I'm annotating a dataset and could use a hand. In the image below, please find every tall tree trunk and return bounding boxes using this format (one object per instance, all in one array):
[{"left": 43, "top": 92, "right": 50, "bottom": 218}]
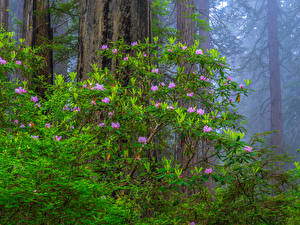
[
  {"left": 176, "top": 0, "right": 196, "bottom": 46},
  {"left": 77, "top": 0, "right": 152, "bottom": 81},
  {"left": 22, "top": 0, "right": 53, "bottom": 97},
  {"left": 198, "top": 0, "right": 210, "bottom": 51},
  {"left": 267, "top": 0, "right": 284, "bottom": 154},
  {"left": 53, "top": 0, "right": 68, "bottom": 76},
  {"left": 176, "top": 0, "right": 198, "bottom": 188},
  {"left": 0, "top": 0, "right": 9, "bottom": 30}
]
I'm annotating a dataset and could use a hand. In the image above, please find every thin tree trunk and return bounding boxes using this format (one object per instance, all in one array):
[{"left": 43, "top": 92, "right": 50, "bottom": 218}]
[
  {"left": 77, "top": 0, "right": 151, "bottom": 81},
  {"left": 0, "top": 0, "right": 9, "bottom": 30},
  {"left": 22, "top": 0, "right": 53, "bottom": 97},
  {"left": 267, "top": 0, "right": 284, "bottom": 154},
  {"left": 53, "top": 0, "right": 68, "bottom": 76},
  {"left": 176, "top": 0, "right": 195, "bottom": 46},
  {"left": 198, "top": 0, "right": 210, "bottom": 51},
  {"left": 176, "top": 0, "right": 198, "bottom": 190}
]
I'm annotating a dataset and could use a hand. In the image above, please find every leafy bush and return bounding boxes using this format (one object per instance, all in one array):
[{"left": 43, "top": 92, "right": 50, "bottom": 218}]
[{"left": 0, "top": 31, "right": 298, "bottom": 224}]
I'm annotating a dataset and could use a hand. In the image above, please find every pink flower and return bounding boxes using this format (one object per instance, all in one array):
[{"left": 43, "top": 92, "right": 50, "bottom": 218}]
[
  {"left": 167, "top": 105, "right": 174, "bottom": 110},
  {"left": 200, "top": 76, "right": 205, "bottom": 80},
  {"left": 0, "top": 59, "right": 7, "bottom": 64},
  {"left": 227, "top": 76, "right": 232, "bottom": 81},
  {"left": 244, "top": 146, "right": 252, "bottom": 152},
  {"left": 94, "top": 83, "right": 105, "bottom": 91},
  {"left": 54, "top": 136, "right": 62, "bottom": 141},
  {"left": 123, "top": 57, "right": 129, "bottom": 61},
  {"left": 187, "top": 107, "right": 196, "bottom": 113},
  {"left": 16, "top": 60, "right": 22, "bottom": 65},
  {"left": 28, "top": 122, "right": 33, "bottom": 127},
  {"left": 143, "top": 54, "right": 147, "bottom": 57},
  {"left": 182, "top": 46, "right": 187, "bottom": 50},
  {"left": 151, "top": 68, "right": 159, "bottom": 74},
  {"left": 112, "top": 49, "right": 117, "bottom": 54},
  {"left": 131, "top": 41, "right": 138, "bottom": 46},
  {"left": 15, "top": 87, "right": 27, "bottom": 95},
  {"left": 20, "top": 123, "right": 25, "bottom": 128},
  {"left": 151, "top": 85, "right": 158, "bottom": 92},
  {"left": 195, "top": 49, "right": 203, "bottom": 55},
  {"left": 203, "top": 125, "right": 212, "bottom": 133},
  {"left": 239, "top": 84, "right": 244, "bottom": 88},
  {"left": 31, "top": 96, "right": 39, "bottom": 103},
  {"left": 45, "top": 123, "right": 51, "bottom": 128},
  {"left": 138, "top": 136, "right": 147, "bottom": 144},
  {"left": 102, "top": 97, "right": 110, "bottom": 103},
  {"left": 14, "top": 120, "right": 19, "bottom": 124},
  {"left": 168, "top": 82, "right": 176, "bottom": 88},
  {"left": 72, "top": 107, "right": 80, "bottom": 112},
  {"left": 111, "top": 122, "right": 120, "bottom": 129},
  {"left": 197, "top": 109, "right": 205, "bottom": 115},
  {"left": 91, "top": 100, "right": 96, "bottom": 106},
  {"left": 224, "top": 83, "right": 229, "bottom": 86},
  {"left": 204, "top": 168, "right": 213, "bottom": 174},
  {"left": 160, "top": 82, "right": 165, "bottom": 87},
  {"left": 33, "top": 189, "right": 37, "bottom": 193},
  {"left": 83, "top": 84, "right": 87, "bottom": 88},
  {"left": 31, "top": 135, "right": 39, "bottom": 139},
  {"left": 102, "top": 45, "right": 108, "bottom": 50},
  {"left": 190, "top": 222, "right": 196, "bottom": 225},
  {"left": 229, "top": 98, "right": 232, "bottom": 102},
  {"left": 99, "top": 122, "right": 105, "bottom": 127},
  {"left": 168, "top": 49, "right": 173, "bottom": 52},
  {"left": 155, "top": 102, "right": 161, "bottom": 108},
  {"left": 187, "top": 92, "right": 194, "bottom": 97},
  {"left": 108, "top": 111, "right": 114, "bottom": 116}
]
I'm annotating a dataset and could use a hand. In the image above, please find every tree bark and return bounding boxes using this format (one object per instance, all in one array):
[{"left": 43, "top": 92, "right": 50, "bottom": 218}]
[
  {"left": 0, "top": 0, "right": 9, "bottom": 30},
  {"left": 176, "top": 0, "right": 198, "bottom": 190},
  {"left": 198, "top": 0, "right": 210, "bottom": 51},
  {"left": 176, "top": 0, "right": 196, "bottom": 46},
  {"left": 22, "top": 0, "right": 53, "bottom": 97},
  {"left": 77, "top": 0, "right": 151, "bottom": 81},
  {"left": 267, "top": 0, "right": 284, "bottom": 154}
]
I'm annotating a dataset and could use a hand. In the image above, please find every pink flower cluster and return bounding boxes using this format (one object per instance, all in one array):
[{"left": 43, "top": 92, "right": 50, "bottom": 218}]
[
  {"left": 203, "top": 125, "right": 212, "bottom": 133},
  {"left": 195, "top": 49, "right": 203, "bottom": 55},
  {"left": 111, "top": 122, "right": 120, "bottom": 129},
  {"left": 204, "top": 168, "right": 213, "bottom": 174},
  {"left": 138, "top": 136, "right": 147, "bottom": 144},
  {"left": 244, "top": 146, "right": 252, "bottom": 152},
  {"left": 54, "top": 136, "right": 62, "bottom": 141},
  {"left": 0, "top": 57, "right": 7, "bottom": 64},
  {"left": 31, "top": 96, "right": 39, "bottom": 103},
  {"left": 151, "top": 68, "right": 159, "bottom": 74},
  {"left": 200, "top": 76, "right": 210, "bottom": 82},
  {"left": 15, "top": 87, "right": 27, "bottom": 95}
]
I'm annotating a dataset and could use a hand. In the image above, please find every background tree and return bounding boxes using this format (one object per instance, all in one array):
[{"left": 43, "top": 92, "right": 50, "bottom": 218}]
[
  {"left": 77, "top": 0, "right": 152, "bottom": 80},
  {"left": 0, "top": 0, "right": 9, "bottom": 30},
  {"left": 22, "top": 0, "right": 53, "bottom": 97},
  {"left": 267, "top": 0, "right": 283, "bottom": 154}
]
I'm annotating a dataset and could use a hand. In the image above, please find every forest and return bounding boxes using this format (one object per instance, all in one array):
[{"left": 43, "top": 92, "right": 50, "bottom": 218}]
[{"left": 0, "top": 0, "right": 299, "bottom": 224}]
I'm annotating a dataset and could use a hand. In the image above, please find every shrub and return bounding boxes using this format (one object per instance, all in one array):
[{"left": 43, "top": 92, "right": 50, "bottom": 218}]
[{"left": 0, "top": 31, "right": 298, "bottom": 224}]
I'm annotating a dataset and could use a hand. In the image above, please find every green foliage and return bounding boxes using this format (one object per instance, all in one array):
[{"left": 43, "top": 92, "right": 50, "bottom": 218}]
[{"left": 0, "top": 31, "right": 298, "bottom": 224}]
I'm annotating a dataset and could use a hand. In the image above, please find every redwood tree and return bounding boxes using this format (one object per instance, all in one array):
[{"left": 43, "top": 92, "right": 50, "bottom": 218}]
[
  {"left": 267, "top": 0, "right": 284, "bottom": 154},
  {"left": 0, "top": 0, "right": 9, "bottom": 30},
  {"left": 198, "top": 0, "right": 210, "bottom": 51},
  {"left": 22, "top": 0, "right": 53, "bottom": 96},
  {"left": 77, "top": 0, "right": 152, "bottom": 80}
]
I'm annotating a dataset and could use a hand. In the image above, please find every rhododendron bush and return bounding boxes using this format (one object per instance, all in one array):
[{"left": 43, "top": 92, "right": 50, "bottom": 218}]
[{"left": 0, "top": 32, "right": 298, "bottom": 224}]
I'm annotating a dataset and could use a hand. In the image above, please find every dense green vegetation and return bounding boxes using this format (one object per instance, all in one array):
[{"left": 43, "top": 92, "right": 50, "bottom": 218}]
[{"left": 0, "top": 31, "right": 299, "bottom": 224}]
